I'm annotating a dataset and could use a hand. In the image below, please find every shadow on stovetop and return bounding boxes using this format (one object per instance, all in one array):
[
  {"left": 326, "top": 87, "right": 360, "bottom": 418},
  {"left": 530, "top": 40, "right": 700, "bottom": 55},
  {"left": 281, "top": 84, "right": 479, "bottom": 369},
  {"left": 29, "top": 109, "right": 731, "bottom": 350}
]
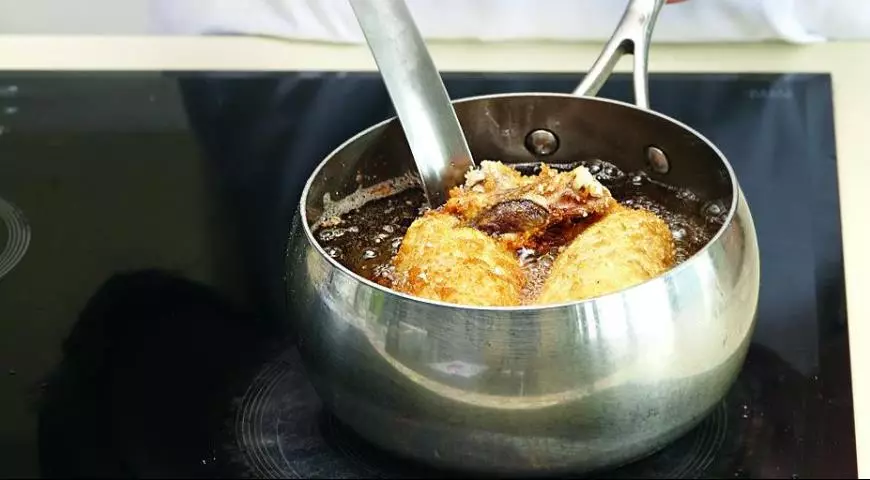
[
  {"left": 36, "top": 269, "right": 281, "bottom": 478},
  {"left": 35, "top": 269, "right": 855, "bottom": 479}
]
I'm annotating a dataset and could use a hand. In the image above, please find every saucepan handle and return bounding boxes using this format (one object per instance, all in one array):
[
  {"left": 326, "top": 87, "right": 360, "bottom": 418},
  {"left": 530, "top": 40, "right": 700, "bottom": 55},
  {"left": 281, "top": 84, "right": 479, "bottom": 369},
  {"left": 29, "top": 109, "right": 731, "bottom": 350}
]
[{"left": 572, "top": 0, "right": 666, "bottom": 110}]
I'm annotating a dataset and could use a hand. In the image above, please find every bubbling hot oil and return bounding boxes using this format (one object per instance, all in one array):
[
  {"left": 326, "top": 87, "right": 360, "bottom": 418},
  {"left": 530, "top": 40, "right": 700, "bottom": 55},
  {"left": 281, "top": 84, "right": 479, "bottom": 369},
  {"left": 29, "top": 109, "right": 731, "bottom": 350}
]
[
  {"left": 314, "top": 187, "right": 426, "bottom": 286},
  {"left": 313, "top": 159, "right": 728, "bottom": 299}
]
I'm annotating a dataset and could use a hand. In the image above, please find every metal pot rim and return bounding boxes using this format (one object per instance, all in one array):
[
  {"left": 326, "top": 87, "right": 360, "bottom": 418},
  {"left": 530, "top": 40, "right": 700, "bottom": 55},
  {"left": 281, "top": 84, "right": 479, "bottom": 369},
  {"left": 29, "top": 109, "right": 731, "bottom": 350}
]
[{"left": 296, "top": 92, "right": 741, "bottom": 312}]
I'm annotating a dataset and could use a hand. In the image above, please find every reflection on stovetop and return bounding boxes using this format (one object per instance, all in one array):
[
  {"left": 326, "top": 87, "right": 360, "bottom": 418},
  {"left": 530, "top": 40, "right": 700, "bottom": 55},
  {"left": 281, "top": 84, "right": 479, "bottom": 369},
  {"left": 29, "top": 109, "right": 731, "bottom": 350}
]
[{"left": 36, "top": 269, "right": 855, "bottom": 479}]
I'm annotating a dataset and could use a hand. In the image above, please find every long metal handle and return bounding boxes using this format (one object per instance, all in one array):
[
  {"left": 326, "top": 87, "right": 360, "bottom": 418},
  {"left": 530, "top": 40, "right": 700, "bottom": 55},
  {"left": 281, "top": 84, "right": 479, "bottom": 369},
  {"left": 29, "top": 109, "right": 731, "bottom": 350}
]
[
  {"left": 572, "top": 0, "right": 665, "bottom": 110},
  {"left": 349, "top": 0, "right": 475, "bottom": 208}
]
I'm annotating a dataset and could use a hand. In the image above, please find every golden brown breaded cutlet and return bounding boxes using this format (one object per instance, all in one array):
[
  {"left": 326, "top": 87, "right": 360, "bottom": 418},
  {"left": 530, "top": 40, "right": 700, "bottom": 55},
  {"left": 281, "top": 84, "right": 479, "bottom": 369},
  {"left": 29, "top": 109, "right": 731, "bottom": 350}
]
[
  {"left": 536, "top": 205, "right": 676, "bottom": 305},
  {"left": 392, "top": 212, "right": 525, "bottom": 307}
]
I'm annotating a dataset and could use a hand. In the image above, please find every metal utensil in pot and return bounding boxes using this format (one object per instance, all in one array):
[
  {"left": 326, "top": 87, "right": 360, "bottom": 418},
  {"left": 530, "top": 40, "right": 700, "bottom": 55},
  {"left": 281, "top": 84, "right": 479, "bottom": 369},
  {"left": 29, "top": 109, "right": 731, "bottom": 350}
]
[
  {"left": 348, "top": 0, "right": 475, "bottom": 208},
  {"left": 286, "top": 0, "right": 760, "bottom": 475}
]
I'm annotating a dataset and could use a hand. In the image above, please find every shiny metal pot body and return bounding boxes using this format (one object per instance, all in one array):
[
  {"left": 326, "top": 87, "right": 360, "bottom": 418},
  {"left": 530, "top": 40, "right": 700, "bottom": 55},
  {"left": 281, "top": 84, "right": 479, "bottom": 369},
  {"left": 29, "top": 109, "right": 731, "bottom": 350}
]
[{"left": 286, "top": 91, "right": 760, "bottom": 475}]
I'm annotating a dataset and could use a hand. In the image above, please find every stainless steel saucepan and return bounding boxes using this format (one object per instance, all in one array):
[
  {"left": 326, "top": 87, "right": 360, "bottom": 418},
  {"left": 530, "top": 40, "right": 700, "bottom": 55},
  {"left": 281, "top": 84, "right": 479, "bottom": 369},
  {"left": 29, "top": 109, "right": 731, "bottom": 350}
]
[{"left": 285, "top": 0, "right": 760, "bottom": 474}]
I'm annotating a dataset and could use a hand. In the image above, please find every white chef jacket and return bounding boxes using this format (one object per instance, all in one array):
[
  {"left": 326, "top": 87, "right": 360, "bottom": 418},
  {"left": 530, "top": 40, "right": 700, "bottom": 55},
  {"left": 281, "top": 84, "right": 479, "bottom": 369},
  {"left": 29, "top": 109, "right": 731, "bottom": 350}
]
[{"left": 150, "top": 0, "right": 870, "bottom": 43}]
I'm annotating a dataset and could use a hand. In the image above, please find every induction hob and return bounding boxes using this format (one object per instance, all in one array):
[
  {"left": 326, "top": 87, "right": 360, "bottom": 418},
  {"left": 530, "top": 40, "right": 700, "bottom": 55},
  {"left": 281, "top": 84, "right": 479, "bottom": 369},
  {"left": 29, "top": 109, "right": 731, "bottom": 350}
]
[{"left": 0, "top": 71, "right": 855, "bottom": 478}]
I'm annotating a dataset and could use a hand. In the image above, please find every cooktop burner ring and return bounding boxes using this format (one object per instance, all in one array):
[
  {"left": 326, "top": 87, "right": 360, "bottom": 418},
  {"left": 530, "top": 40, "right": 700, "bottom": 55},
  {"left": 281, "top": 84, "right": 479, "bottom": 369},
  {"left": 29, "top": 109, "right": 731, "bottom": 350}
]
[
  {"left": 601, "top": 400, "right": 730, "bottom": 479},
  {"left": 0, "top": 196, "right": 30, "bottom": 281},
  {"left": 230, "top": 349, "right": 736, "bottom": 479}
]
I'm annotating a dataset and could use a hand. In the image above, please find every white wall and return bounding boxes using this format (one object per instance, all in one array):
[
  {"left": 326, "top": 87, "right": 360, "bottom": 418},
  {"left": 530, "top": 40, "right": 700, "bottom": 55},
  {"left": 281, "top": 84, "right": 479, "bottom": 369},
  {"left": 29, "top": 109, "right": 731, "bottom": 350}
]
[{"left": 0, "top": 0, "right": 149, "bottom": 34}]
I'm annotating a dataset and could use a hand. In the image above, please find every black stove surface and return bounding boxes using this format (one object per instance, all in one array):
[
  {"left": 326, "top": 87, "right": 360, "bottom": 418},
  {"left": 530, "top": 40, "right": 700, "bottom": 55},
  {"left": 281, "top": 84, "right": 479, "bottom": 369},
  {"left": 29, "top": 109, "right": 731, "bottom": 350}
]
[{"left": 0, "top": 71, "right": 855, "bottom": 478}]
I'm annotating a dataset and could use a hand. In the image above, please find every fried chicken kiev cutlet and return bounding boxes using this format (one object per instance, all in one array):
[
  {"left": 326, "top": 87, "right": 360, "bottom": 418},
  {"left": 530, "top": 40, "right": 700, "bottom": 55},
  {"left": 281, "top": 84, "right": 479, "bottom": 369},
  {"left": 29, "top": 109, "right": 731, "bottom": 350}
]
[
  {"left": 390, "top": 161, "right": 676, "bottom": 307},
  {"left": 536, "top": 205, "right": 676, "bottom": 305},
  {"left": 392, "top": 212, "right": 524, "bottom": 307},
  {"left": 443, "top": 161, "right": 616, "bottom": 249}
]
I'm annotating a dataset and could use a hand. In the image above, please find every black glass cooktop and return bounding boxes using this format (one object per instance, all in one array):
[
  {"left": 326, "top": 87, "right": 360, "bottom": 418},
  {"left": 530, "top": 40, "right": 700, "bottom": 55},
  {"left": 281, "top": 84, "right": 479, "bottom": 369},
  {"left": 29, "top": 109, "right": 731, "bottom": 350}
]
[{"left": 0, "top": 71, "right": 855, "bottom": 478}]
